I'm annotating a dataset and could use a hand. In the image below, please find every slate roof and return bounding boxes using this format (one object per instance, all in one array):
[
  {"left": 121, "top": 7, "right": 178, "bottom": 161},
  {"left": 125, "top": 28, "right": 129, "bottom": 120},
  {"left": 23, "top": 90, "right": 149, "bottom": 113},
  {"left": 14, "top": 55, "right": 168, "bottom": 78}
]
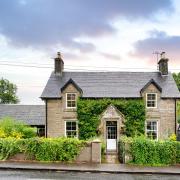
[
  {"left": 41, "top": 71, "right": 180, "bottom": 99},
  {"left": 0, "top": 105, "right": 45, "bottom": 125}
]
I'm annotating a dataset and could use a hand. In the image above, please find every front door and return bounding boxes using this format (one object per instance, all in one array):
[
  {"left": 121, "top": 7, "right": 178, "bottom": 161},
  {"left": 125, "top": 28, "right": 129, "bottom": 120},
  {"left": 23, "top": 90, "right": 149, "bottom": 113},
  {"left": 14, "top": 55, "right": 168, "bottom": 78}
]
[{"left": 106, "top": 121, "right": 117, "bottom": 151}]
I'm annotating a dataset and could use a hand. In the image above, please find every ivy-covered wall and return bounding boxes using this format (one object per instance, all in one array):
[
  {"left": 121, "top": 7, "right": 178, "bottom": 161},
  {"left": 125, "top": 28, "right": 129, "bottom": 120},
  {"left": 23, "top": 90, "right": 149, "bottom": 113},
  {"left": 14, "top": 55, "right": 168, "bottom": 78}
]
[{"left": 77, "top": 98, "right": 145, "bottom": 140}]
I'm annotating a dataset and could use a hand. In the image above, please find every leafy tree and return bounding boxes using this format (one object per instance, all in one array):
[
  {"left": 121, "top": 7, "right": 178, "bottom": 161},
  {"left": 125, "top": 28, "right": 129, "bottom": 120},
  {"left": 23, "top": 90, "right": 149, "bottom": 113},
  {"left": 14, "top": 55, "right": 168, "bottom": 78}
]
[
  {"left": 0, "top": 78, "right": 19, "bottom": 104},
  {"left": 173, "top": 73, "right": 180, "bottom": 90}
]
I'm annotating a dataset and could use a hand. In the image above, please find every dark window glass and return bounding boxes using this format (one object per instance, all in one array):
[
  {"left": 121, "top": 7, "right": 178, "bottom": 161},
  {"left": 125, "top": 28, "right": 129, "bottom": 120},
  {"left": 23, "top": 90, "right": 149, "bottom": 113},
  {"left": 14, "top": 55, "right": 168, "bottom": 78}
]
[
  {"left": 66, "top": 121, "right": 77, "bottom": 138},
  {"left": 146, "top": 121, "right": 157, "bottom": 139},
  {"left": 66, "top": 93, "right": 76, "bottom": 108},
  {"left": 147, "top": 94, "right": 157, "bottom": 108}
]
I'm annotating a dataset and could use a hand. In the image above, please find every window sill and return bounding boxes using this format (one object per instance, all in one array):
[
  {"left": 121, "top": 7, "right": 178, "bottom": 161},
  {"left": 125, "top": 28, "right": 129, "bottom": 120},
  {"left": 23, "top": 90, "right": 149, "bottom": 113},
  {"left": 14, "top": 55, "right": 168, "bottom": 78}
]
[{"left": 64, "top": 108, "right": 77, "bottom": 112}]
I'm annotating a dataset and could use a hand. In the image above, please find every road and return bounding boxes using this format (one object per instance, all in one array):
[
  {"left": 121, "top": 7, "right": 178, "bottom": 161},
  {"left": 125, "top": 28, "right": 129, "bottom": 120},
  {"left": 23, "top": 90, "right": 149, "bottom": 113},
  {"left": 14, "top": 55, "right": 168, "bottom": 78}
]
[{"left": 0, "top": 170, "right": 179, "bottom": 180}]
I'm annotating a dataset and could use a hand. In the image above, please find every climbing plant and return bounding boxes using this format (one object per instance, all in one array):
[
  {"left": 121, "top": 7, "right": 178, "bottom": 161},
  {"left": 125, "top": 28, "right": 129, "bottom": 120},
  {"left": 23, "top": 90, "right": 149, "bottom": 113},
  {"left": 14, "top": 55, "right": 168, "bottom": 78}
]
[{"left": 77, "top": 98, "right": 145, "bottom": 140}]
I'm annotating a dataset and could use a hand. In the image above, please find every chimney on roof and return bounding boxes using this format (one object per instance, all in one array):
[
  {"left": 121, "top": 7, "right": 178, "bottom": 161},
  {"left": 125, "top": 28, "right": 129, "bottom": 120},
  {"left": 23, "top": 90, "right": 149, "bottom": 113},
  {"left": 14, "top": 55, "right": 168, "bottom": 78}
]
[
  {"left": 158, "top": 52, "right": 169, "bottom": 76},
  {"left": 54, "top": 52, "right": 64, "bottom": 76}
]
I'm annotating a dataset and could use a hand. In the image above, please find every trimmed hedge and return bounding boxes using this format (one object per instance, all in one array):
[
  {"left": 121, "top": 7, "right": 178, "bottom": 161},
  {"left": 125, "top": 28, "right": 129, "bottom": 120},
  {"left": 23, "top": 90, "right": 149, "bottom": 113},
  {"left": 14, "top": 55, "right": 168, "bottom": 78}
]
[
  {"left": 77, "top": 98, "right": 145, "bottom": 140},
  {"left": 119, "top": 136, "right": 180, "bottom": 166},
  {"left": 0, "top": 137, "right": 85, "bottom": 162}
]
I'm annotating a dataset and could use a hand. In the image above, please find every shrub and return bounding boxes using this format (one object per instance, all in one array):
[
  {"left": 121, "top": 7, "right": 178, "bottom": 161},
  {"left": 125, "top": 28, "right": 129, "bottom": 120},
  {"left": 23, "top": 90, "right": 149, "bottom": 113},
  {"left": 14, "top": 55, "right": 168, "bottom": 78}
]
[
  {"left": 0, "top": 137, "right": 85, "bottom": 162},
  {"left": 25, "top": 137, "right": 85, "bottom": 161},
  {"left": 169, "top": 134, "right": 177, "bottom": 141},
  {"left": 77, "top": 99, "right": 145, "bottom": 140},
  {"left": 119, "top": 136, "right": 180, "bottom": 166},
  {"left": 176, "top": 142, "right": 180, "bottom": 164},
  {"left": 0, "top": 138, "right": 23, "bottom": 160},
  {"left": 0, "top": 117, "right": 37, "bottom": 138}
]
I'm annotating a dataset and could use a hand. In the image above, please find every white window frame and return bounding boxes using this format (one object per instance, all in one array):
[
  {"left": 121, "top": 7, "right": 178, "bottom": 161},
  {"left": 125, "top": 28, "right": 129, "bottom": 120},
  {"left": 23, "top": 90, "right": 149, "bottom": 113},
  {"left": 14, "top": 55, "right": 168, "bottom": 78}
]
[
  {"left": 145, "top": 120, "right": 158, "bottom": 140},
  {"left": 66, "top": 93, "right": 77, "bottom": 109},
  {"left": 146, "top": 93, "right": 157, "bottom": 109},
  {"left": 64, "top": 120, "right": 78, "bottom": 138}
]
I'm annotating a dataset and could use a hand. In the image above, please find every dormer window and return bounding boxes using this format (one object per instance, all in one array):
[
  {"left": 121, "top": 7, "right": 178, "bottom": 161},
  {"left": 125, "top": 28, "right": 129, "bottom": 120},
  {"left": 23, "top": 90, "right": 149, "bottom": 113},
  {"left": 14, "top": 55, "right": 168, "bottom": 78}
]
[
  {"left": 66, "top": 93, "right": 76, "bottom": 108},
  {"left": 146, "top": 93, "right": 157, "bottom": 108}
]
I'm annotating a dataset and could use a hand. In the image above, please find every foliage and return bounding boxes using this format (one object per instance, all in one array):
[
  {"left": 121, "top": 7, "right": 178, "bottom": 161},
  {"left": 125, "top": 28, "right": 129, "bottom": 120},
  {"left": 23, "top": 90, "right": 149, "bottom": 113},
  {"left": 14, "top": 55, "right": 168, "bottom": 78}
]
[
  {"left": 0, "top": 137, "right": 85, "bottom": 161},
  {"left": 172, "top": 73, "right": 180, "bottom": 124},
  {"left": 77, "top": 98, "right": 145, "bottom": 140},
  {"left": 169, "top": 134, "right": 177, "bottom": 141},
  {"left": 25, "top": 137, "right": 85, "bottom": 161},
  {"left": 0, "top": 117, "right": 37, "bottom": 139},
  {"left": 173, "top": 72, "right": 180, "bottom": 90},
  {"left": 119, "top": 136, "right": 180, "bottom": 166},
  {"left": 0, "top": 138, "right": 23, "bottom": 160},
  {"left": 177, "top": 101, "right": 180, "bottom": 124},
  {"left": 0, "top": 78, "right": 19, "bottom": 104}
]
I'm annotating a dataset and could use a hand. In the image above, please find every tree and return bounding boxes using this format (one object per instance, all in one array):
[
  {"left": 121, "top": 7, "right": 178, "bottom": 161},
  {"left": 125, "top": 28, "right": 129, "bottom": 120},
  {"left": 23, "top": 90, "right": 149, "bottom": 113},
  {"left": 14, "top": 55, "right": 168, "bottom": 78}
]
[
  {"left": 173, "top": 73, "right": 180, "bottom": 90},
  {"left": 0, "top": 78, "right": 19, "bottom": 104}
]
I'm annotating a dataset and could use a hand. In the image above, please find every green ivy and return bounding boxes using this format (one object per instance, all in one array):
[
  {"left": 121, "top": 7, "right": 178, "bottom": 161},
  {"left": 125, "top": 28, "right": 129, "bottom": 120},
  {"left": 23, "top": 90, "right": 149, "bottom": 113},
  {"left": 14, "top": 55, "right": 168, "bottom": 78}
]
[{"left": 77, "top": 98, "right": 145, "bottom": 140}]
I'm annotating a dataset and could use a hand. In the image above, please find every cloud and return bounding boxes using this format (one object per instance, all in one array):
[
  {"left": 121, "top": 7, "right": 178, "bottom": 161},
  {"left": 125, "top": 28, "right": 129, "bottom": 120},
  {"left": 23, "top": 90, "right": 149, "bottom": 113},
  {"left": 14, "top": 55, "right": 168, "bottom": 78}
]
[
  {"left": 132, "top": 30, "right": 180, "bottom": 65},
  {"left": 0, "top": 0, "right": 173, "bottom": 52},
  {"left": 100, "top": 52, "right": 121, "bottom": 61}
]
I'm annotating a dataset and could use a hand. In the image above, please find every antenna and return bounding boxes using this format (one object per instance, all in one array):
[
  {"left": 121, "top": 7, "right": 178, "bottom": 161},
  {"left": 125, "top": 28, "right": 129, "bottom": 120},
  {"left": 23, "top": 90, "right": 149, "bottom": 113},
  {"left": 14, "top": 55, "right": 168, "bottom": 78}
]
[{"left": 153, "top": 51, "right": 160, "bottom": 70}]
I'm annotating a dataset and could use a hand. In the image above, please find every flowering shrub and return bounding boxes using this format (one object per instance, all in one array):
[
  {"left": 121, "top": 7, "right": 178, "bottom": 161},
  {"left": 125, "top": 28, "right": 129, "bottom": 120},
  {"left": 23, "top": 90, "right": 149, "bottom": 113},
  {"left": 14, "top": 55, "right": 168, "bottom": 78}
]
[{"left": 0, "top": 117, "right": 36, "bottom": 138}]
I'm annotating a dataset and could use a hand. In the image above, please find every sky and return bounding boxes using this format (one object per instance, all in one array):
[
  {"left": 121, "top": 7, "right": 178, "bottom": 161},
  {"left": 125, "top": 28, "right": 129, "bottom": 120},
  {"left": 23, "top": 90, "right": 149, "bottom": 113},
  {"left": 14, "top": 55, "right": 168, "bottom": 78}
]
[{"left": 0, "top": 0, "right": 180, "bottom": 104}]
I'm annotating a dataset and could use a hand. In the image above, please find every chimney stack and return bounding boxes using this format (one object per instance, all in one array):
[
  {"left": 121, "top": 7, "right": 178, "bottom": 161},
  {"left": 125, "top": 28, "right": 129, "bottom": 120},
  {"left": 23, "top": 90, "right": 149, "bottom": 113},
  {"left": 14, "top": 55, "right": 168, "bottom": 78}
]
[
  {"left": 54, "top": 52, "right": 64, "bottom": 76},
  {"left": 158, "top": 52, "right": 169, "bottom": 76}
]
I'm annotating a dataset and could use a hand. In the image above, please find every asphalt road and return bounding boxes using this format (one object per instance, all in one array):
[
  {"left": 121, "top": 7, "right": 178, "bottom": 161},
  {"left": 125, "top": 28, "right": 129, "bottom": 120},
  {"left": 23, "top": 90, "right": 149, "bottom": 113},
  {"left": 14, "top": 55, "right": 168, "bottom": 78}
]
[{"left": 0, "top": 170, "right": 179, "bottom": 180}]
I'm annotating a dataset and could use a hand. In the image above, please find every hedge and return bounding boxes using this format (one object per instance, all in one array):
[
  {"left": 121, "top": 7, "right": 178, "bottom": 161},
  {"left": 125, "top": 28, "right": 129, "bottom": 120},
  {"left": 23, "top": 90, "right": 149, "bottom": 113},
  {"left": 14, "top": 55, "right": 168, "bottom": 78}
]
[
  {"left": 119, "top": 136, "right": 180, "bottom": 166},
  {"left": 77, "top": 98, "right": 145, "bottom": 140},
  {"left": 0, "top": 137, "right": 85, "bottom": 161}
]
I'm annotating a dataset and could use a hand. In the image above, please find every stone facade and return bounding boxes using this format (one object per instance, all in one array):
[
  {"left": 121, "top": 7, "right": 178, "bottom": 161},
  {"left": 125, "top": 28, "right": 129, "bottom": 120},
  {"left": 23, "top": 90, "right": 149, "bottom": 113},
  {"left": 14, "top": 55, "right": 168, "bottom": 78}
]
[
  {"left": 141, "top": 83, "right": 176, "bottom": 139},
  {"left": 46, "top": 83, "right": 80, "bottom": 137},
  {"left": 46, "top": 82, "right": 177, "bottom": 140}
]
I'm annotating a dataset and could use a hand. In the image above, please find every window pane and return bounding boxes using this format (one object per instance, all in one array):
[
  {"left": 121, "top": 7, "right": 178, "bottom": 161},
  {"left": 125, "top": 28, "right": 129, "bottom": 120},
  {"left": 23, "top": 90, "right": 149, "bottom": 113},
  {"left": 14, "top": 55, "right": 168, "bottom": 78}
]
[
  {"left": 146, "top": 121, "right": 157, "bottom": 139},
  {"left": 66, "top": 94, "right": 76, "bottom": 108},
  {"left": 71, "top": 94, "right": 76, "bottom": 100},
  {"left": 66, "top": 121, "right": 77, "bottom": 138},
  {"left": 147, "top": 94, "right": 156, "bottom": 107},
  {"left": 71, "top": 101, "right": 76, "bottom": 107},
  {"left": 67, "top": 94, "right": 71, "bottom": 100}
]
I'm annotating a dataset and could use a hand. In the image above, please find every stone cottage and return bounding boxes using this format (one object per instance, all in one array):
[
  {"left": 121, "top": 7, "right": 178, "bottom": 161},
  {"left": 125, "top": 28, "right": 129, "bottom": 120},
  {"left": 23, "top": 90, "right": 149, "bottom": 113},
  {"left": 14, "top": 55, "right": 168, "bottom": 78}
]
[{"left": 41, "top": 52, "right": 180, "bottom": 152}]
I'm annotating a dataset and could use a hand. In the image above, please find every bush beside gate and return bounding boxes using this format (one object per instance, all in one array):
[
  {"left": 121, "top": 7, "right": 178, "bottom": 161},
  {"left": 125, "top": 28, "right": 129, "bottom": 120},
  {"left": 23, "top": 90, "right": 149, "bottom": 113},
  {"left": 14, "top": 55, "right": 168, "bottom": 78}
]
[{"left": 119, "top": 136, "right": 180, "bottom": 166}]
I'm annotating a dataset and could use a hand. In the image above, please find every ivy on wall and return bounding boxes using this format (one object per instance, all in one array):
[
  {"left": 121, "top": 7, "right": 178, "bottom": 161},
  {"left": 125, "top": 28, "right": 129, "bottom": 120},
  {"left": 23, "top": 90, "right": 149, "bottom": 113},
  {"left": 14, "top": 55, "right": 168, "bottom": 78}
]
[{"left": 77, "top": 98, "right": 145, "bottom": 140}]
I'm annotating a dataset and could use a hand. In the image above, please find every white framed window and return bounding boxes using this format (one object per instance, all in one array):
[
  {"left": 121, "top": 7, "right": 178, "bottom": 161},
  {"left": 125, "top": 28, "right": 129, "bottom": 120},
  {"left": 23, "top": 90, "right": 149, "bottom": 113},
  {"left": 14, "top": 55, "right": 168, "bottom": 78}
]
[
  {"left": 66, "top": 93, "right": 76, "bottom": 109},
  {"left": 65, "top": 121, "right": 78, "bottom": 138},
  {"left": 146, "top": 121, "right": 158, "bottom": 140},
  {"left": 146, "top": 93, "right": 157, "bottom": 108}
]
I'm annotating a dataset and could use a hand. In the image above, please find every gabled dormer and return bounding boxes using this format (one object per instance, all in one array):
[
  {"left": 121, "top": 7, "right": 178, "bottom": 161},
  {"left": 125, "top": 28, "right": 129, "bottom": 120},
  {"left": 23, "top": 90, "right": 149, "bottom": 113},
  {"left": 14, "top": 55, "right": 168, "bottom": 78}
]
[
  {"left": 140, "top": 79, "right": 162, "bottom": 109},
  {"left": 61, "top": 78, "right": 82, "bottom": 110}
]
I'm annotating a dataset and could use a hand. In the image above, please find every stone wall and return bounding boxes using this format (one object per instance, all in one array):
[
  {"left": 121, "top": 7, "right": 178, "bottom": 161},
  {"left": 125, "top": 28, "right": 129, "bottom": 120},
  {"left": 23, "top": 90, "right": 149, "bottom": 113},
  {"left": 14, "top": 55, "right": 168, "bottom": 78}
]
[
  {"left": 141, "top": 83, "right": 176, "bottom": 139},
  {"left": 47, "top": 83, "right": 80, "bottom": 137},
  {"left": 76, "top": 140, "right": 101, "bottom": 163}
]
